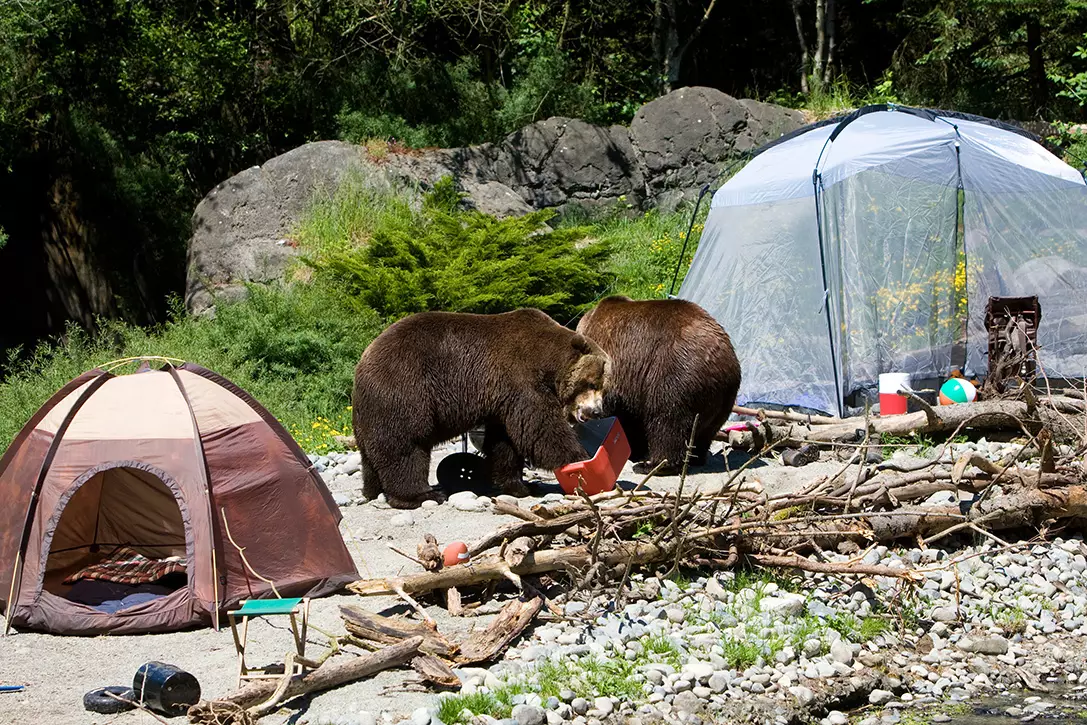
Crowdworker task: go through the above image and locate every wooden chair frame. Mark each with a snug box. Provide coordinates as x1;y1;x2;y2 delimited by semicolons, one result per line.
227;598;310;689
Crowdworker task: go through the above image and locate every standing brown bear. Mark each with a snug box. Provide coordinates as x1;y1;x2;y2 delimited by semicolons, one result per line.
577;295;741;475
352;309;611;509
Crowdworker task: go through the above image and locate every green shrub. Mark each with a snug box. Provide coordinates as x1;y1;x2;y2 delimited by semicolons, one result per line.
304;178;613;323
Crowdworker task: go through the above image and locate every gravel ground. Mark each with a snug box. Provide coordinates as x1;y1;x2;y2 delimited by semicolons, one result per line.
4;438;1085;725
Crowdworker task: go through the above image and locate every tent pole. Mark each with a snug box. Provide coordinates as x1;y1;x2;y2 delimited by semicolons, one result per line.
812;170;845;417
165;364;225;632
668;184;713;298
3;552;21;636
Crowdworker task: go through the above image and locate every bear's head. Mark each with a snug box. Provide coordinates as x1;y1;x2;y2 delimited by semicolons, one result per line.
559;334;612;424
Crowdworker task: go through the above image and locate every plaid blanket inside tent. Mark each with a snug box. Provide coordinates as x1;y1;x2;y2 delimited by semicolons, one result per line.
63;546;187;586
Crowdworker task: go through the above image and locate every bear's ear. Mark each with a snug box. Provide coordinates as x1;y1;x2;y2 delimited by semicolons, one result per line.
571;333;594;356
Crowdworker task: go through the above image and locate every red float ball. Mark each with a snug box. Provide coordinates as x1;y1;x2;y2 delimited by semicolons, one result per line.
443;541;470;567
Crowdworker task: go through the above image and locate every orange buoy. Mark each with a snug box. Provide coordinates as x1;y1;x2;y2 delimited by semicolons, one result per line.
443;541;470;567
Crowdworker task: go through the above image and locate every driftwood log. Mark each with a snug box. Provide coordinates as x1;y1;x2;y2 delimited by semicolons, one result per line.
187;637;423;725
456;595;544;664
722;397;1086;449
347;541;668;597
411;654;460;687
339;605;458;658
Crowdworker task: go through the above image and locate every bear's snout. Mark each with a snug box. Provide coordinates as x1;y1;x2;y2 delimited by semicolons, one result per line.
571;388;605;423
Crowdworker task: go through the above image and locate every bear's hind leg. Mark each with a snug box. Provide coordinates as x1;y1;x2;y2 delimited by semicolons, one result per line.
634;415;691;476
360;451;383;501
482;423;531;497
380;446;445;509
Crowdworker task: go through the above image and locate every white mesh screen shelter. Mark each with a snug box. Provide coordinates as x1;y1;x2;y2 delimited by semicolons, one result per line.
679;105;1087;417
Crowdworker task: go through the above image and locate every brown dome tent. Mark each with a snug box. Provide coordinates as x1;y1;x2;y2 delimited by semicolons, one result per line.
0;359;358;636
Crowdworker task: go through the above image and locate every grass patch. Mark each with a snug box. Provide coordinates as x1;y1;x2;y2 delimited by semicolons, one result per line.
857;616;889;642
436;691;507;724
577;657;641;699
642;634;682;667
0;283;382;455
826;612;889;643
595;206;706;300
994;605;1027;635
537;658;578;699
790;615;824;653
721;638;761;670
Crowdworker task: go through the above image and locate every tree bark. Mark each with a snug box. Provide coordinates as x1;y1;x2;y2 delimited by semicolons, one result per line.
1026;16;1047;116
822;0;835;86
813;0;826;87
791;0;810;94
456;595;544;664
655;0;719;93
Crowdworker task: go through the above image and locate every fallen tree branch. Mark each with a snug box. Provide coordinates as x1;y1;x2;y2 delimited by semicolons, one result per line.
348;541;669;597
187;637;423;725
339;606;457;658
456;595;544;664
748;553;918;580
721;399;1042;448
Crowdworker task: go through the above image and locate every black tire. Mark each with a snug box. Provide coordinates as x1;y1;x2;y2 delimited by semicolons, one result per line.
83;686;137;714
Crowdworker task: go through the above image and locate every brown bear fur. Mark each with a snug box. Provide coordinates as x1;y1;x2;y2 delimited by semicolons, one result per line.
352;309;611;509
576;295;741;475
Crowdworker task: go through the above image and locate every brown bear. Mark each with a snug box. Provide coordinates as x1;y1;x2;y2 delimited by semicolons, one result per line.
576;295;741;475
352;308;611;509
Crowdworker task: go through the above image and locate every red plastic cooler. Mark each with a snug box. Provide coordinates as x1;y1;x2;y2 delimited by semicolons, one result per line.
554;416;631;495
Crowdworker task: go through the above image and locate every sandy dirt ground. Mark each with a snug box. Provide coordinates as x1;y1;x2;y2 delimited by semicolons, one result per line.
1;442;845;725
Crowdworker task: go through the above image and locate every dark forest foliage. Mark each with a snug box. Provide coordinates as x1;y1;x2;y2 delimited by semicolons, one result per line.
3;0;1087;356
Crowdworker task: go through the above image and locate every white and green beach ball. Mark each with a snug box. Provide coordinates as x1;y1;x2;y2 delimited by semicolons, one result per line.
939;377;977;405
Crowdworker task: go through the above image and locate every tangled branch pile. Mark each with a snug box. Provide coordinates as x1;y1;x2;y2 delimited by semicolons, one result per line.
350;392;1087;601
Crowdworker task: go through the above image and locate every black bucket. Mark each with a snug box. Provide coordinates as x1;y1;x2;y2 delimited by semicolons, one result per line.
132;662;201;717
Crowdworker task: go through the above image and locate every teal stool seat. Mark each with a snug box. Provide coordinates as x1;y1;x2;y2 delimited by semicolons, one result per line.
227;597;310;688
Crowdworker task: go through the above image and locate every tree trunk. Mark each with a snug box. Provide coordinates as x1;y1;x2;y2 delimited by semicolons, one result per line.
1026;16;1047;116
822;0;835;86
813;0;826;88
791;0;810;94
656;0;719;93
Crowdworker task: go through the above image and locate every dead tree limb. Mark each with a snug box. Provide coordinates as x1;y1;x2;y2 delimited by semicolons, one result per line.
339;605;457;658
187;637;423;724
456;595;544;664
721;399;1040;448
348;541;669;597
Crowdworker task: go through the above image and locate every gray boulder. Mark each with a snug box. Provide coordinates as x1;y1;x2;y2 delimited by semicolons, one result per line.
185;140;385;314
629;87;803;209
494;117;645;210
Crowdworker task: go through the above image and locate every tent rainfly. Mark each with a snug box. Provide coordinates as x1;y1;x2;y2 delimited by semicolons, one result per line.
0;359;358;636
679;104;1087;417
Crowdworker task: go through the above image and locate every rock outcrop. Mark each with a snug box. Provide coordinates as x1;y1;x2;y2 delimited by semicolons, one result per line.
185;87;806;314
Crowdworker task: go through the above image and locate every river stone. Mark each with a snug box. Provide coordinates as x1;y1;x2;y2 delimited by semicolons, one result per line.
830;639;854;665
869;689;894;705
512;705;546;725
672;691;704;714
958;636;1009;655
